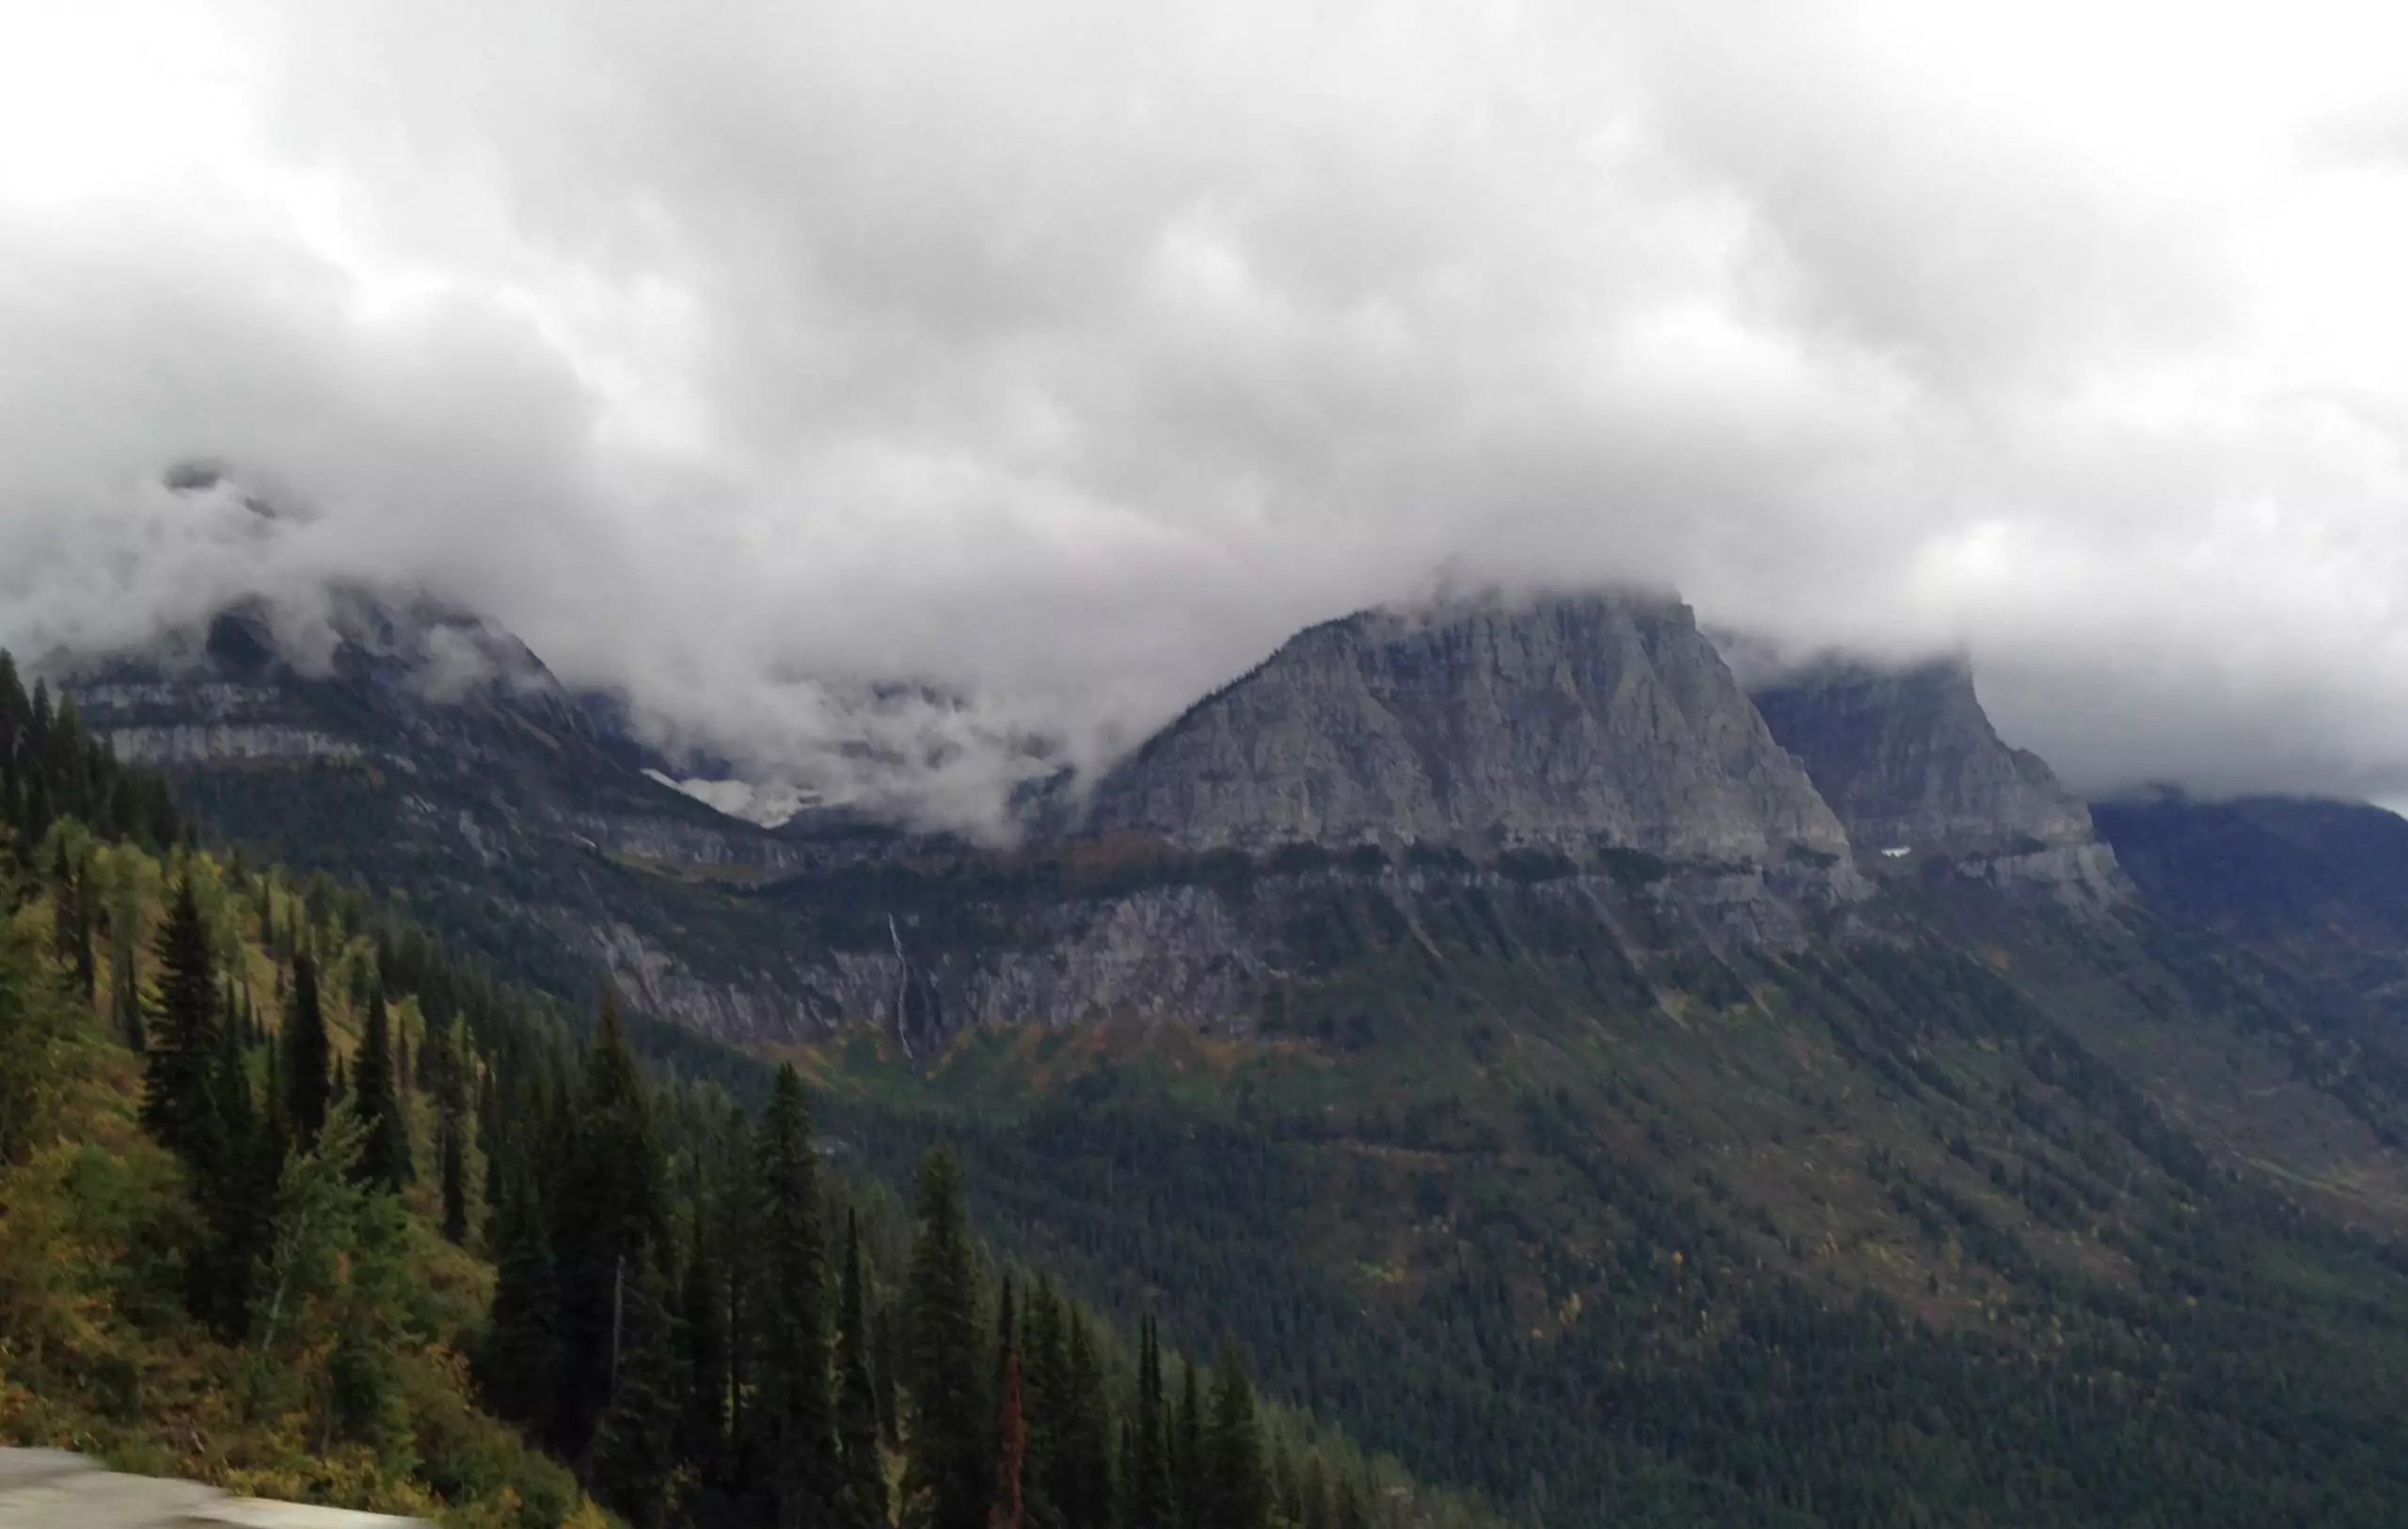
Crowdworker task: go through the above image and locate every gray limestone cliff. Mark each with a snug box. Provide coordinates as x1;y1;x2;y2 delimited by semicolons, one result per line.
1086;593;1856;866
1750;656;2128;905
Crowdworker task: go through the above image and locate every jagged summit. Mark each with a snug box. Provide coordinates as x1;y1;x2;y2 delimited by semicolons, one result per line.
1085;590;1853;864
1750;653;2128;903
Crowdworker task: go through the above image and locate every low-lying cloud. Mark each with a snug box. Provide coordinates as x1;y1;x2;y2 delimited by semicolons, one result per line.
7;0;2408;825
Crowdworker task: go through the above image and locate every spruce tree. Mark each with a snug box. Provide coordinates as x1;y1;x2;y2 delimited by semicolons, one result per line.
1299;1454;1331;1529
1022;1281;1065;1527
440;1112;468;1244
352;981;411;1191
835;1209;890;1529
1173;1356;1203;1529
592;1250;683;1529
746;1061;838;1527
1126;1319;1173;1529
141;879;219;1161
676;1198;731;1499
992;1346;1027;1529
51;841;93;1004
550;994;667;1461
284;949;331;1140
1058;1310;1113;1529
481;1159;560;1432
1198;1342;1267;1529
993;1275;1019;1473
904;1142;990;1529
1333;1475;1368;1529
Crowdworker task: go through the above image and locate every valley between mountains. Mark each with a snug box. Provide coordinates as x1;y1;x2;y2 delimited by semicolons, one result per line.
25;581;2408;1525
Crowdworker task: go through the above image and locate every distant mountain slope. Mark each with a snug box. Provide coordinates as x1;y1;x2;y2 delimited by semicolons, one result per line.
2093;791;2408;940
1086;593;1855;865
56;592;857;1042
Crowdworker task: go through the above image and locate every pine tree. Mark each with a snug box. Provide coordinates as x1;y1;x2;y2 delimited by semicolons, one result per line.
992;1347;1027;1529
835;1209;890;1529
1058;1310;1113;1529
440;1111;469;1244
50;840;93;1004
904;1142;990;1529
993;1275;1019;1476
141;879;219;1161
592;1249;684;1529
1022;1281;1065;1528
1333;1475;1368;1529
1198;1342;1266;1529
1173;1356;1203;1529
110;932;142;1052
284;948;331;1140
550;994;668;1461
1299;1454;1331;1529
676;1200;731;1498
352;981;412;1191
746;1061;838;1527
480;1159;559;1432
1126;1319;1174;1529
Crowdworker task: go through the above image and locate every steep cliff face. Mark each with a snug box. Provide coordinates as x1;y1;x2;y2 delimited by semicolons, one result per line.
1749;656;2127;904
1087;593;1855;865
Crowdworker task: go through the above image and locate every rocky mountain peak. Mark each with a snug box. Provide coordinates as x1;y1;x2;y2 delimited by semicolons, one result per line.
1749;653;2128;903
1085;590;1855;865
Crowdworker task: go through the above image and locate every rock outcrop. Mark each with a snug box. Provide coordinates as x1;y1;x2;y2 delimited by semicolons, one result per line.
1750;656;2127;904
1087;593;1856;866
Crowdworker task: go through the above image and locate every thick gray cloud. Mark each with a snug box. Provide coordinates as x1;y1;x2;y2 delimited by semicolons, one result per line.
6;0;2408;829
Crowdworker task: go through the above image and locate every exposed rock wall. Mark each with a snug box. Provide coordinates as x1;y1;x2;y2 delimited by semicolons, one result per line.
1750;656;2129;906
1087;593;1855;864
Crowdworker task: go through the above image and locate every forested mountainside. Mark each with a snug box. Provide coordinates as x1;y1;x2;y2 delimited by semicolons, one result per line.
32;584;2408;1528
0;656;1478;1529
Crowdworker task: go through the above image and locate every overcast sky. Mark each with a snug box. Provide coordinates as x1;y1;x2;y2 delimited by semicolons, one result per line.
6;0;2408;828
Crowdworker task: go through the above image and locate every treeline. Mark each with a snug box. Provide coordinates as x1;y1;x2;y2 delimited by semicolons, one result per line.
468;987;1388;1529
0;653;183;860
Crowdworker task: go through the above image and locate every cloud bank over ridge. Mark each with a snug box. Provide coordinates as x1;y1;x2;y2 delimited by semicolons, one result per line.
8;0;2408;824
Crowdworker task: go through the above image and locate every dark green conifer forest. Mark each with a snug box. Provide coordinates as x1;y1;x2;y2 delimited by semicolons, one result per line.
0;649;1436;1529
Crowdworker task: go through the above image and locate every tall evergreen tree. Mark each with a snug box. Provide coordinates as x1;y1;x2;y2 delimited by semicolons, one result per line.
904;1142;990;1529
1126;1319;1173;1529
992;1347;1027;1529
439;1111;469;1245
1022;1282;1065;1527
50;840;93;1004
110;932;142;1052
284;948;331;1140
1197;1343;1266;1529
992;1275;1019;1475
835;1209;890;1529
676;1199;731;1497
1057;1310;1113;1529
352;981;412;1191
549;993;667;1461
480;1159;559;1433
140;879;219;1161
1173;1357;1203;1529
592;1249;684;1529
746;1061;838;1528
1332;1475;1368;1529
